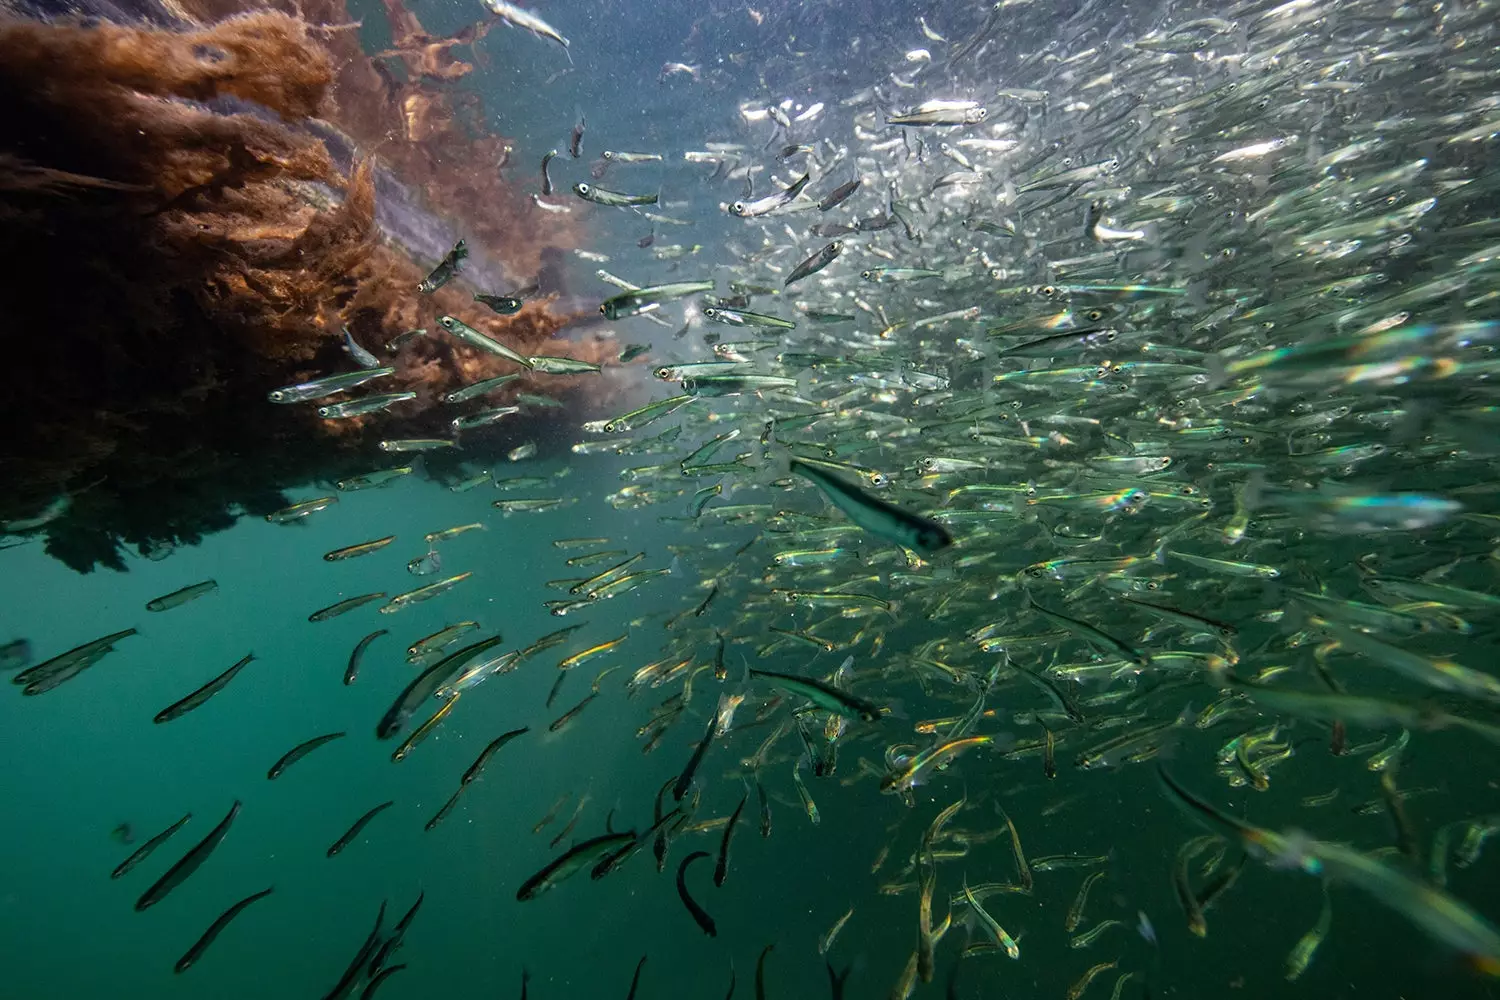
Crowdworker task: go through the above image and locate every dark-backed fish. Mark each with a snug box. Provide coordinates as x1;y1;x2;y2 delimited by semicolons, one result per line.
136;801;241;911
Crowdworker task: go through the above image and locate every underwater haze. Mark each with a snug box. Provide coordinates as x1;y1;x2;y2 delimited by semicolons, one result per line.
5;0;1500;999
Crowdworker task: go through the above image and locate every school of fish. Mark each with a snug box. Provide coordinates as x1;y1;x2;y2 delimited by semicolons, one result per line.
8;0;1500;997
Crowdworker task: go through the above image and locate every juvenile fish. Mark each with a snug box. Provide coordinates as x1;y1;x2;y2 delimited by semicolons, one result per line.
517;831;636;900
345;629;387;685
437;315;533;369
790;457;952;554
483;0;571;57
136;800;241;911
418;239;468;294
337;467;413;491
267;367;394;404
268;732;346;779
154;653;255;724
174;886;274;974
14;628;139;694
818;179;862;212
784;241;843;287
309;593;386;622
267;497;337;523
573;182;658;207
323;537;396;561
327;801;395;857
111;812;191;879
146;580;218;612
730;172;810;217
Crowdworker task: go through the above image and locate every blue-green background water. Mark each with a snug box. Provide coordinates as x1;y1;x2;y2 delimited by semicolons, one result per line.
6;0;1500;997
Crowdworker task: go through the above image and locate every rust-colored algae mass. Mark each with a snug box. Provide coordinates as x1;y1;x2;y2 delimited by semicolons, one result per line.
0;4;603;571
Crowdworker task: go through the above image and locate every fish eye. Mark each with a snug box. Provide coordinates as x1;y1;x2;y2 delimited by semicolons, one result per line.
1086;308;1105;321
1094;366;1109;378
1146;580;1161;590
577;183;590;194
598;304;609;316
439;317;455;329
703;308;719;318
602;151;614;159
861;270;876;280
869;472;891;488
1009;400;1022;410
1041;285;1057;297
1104;330;1118;341
1025;485;1037;497
1203;190;1218;202
317;407;331;417
919;457;937;471
654;367;671;379
1158;457;1172;467
831;241;844;251
268;391;285;401
975;108;988;120
730;202;747;214
1061;156;1076;168
1026;565;1044;577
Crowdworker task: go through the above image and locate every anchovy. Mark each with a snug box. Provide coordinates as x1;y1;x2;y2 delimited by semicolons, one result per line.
154;653;255;724
676;850;718;937
317;392;417;419
309;593;386;623
359;965;407;1000
376;635;506;739
673;713;718;801
749;667;882;723
16;628;138;696
517;831;637;900
136;801;241;911
790;457;951;554
417;239;468;294
573;182;658;207
476;293;523;315
146;580;218;612
818;178;862;211
463;727;530;784
324;537;396;561
437;315;534;369
730;172;811;217
540;149;558;195
319;900;387;1000
714;792;748;887
344;629;387;686
327;801;395;858
340;326;380;367
784;241;843;286
174;886;274;974
482;0;571;58
111;812;191;879
570;115;586;158
268;732;346;780
267;367;395;404
600;281;715;320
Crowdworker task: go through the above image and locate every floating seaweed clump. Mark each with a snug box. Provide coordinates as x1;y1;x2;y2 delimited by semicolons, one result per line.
0;4;607;572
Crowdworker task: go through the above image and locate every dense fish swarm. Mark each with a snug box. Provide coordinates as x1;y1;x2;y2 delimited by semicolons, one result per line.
10;0;1500;998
